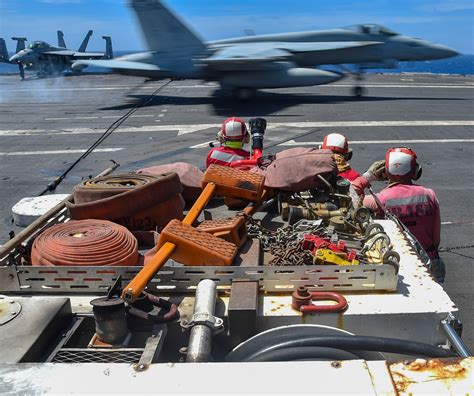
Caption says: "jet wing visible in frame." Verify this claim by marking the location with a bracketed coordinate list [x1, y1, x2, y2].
[71, 59, 162, 72]
[204, 46, 292, 70]
[43, 50, 104, 58]
[205, 41, 381, 70]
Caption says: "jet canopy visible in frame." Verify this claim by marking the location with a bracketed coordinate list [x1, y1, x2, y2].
[28, 41, 51, 50]
[343, 24, 399, 36]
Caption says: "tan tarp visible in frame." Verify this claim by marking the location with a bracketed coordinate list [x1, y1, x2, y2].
[137, 162, 203, 203]
[264, 148, 336, 191]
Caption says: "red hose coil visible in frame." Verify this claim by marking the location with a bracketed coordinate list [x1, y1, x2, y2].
[31, 220, 139, 266]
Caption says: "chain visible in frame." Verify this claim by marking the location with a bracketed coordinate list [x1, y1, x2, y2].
[441, 244, 474, 252]
[243, 214, 323, 266]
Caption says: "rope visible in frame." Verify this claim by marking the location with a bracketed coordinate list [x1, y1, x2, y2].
[38, 79, 173, 196]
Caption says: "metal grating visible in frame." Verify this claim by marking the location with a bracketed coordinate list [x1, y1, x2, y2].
[0, 263, 399, 293]
[52, 348, 143, 364]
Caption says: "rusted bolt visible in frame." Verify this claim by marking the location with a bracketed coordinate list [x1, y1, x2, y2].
[331, 361, 341, 369]
[134, 364, 148, 372]
[8, 274, 14, 280]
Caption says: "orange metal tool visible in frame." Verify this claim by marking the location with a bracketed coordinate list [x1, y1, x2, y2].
[122, 165, 265, 302]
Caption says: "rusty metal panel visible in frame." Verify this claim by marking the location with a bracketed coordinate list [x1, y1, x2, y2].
[389, 357, 474, 395]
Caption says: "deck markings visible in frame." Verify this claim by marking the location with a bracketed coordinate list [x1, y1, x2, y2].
[0, 148, 123, 156]
[3, 83, 474, 93]
[279, 138, 474, 146]
[0, 120, 473, 137]
[190, 138, 474, 149]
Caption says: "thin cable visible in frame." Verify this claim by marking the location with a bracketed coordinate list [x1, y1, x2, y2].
[38, 79, 173, 196]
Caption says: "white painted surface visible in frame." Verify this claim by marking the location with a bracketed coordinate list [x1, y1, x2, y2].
[12, 194, 70, 227]
[279, 138, 474, 146]
[0, 148, 123, 156]
[1, 120, 473, 137]
[5, 83, 473, 92]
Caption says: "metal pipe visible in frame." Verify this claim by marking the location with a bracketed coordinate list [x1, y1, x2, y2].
[441, 318, 471, 358]
[186, 279, 217, 363]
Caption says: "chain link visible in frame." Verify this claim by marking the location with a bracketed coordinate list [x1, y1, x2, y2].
[243, 214, 324, 266]
[441, 244, 474, 252]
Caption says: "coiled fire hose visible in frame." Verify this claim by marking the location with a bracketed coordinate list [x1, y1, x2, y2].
[66, 173, 184, 231]
[31, 219, 139, 266]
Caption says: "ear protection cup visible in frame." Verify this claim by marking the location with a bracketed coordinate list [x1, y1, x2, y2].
[345, 149, 353, 161]
[413, 162, 422, 180]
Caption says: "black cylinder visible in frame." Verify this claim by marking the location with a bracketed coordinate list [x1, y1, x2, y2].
[91, 297, 130, 345]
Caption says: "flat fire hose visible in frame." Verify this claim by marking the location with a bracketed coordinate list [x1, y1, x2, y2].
[122, 165, 266, 302]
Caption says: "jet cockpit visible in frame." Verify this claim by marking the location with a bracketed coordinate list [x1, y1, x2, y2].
[344, 24, 399, 36]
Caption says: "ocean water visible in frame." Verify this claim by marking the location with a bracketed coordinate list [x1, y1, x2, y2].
[1, 53, 472, 76]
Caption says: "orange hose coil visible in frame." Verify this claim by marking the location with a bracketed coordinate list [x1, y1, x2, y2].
[31, 220, 139, 266]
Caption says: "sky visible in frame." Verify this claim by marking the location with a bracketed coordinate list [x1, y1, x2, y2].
[0, 0, 473, 54]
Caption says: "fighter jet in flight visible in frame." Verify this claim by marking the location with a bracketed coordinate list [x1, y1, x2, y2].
[73, 0, 458, 100]
[2, 31, 113, 78]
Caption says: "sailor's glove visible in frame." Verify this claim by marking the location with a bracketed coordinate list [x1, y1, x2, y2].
[363, 160, 386, 182]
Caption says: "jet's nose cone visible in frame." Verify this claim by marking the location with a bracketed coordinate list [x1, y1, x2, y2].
[431, 44, 459, 59]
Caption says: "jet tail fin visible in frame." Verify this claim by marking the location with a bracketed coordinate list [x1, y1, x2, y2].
[11, 37, 27, 53]
[130, 0, 206, 54]
[0, 38, 9, 62]
[57, 31, 66, 48]
[78, 30, 93, 52]
[102, 36, 113, 59]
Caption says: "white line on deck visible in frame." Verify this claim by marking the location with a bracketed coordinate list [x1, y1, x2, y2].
[1, 120, 473, 137]
[74, 116, 98, 120]
[0, 148, 123, 156]
[4, 84, 473, 92]
[44, 117, 69, 120]
[278, 138, 474, 146]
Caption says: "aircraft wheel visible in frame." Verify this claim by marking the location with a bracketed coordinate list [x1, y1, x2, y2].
[353, 86, 365, 97]
[233, 87, 256, 101]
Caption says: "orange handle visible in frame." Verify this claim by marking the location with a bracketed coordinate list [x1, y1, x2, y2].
[122, 183, 217, 302]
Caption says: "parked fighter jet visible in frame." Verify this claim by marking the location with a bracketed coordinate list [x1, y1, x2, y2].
[73, 0, 458, 100]
[3, 31, 113, 78]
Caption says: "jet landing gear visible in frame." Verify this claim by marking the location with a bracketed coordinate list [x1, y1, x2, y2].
[353, 69, 366, 98]
[233, 87, 256, 102]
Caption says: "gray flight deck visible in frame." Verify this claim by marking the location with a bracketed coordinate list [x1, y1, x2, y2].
[0, 73, 473, 350]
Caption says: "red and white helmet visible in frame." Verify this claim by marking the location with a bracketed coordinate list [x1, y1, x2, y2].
[322, 133, 349, 155]
[385, 147, 421, 179]
[219, 117, 248, 142]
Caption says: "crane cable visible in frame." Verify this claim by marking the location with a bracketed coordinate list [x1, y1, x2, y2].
[38, 79, 173, 196]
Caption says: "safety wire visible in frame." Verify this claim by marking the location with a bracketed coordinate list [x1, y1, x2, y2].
[38, 79, 173, 196]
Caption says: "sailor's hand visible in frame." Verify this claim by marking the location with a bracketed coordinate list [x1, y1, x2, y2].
[363, 160, 386, 182]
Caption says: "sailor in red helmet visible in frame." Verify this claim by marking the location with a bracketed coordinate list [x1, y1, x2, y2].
[321, 133, 360, 181]
[206, 117, 250, 168]
[352, 147, 445, 282]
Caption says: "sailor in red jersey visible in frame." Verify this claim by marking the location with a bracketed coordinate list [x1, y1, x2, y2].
[352, 147, 445, 282]
[321, 133, 360, 181]
[206, 117, 250, 168]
